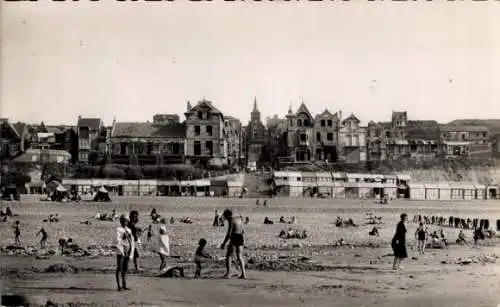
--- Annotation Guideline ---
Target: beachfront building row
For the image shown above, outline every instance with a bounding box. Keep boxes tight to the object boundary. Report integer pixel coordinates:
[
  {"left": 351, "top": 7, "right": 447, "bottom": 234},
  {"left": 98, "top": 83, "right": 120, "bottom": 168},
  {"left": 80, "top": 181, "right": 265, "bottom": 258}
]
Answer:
[{"left": 271, "top": 171, "right": 499, "bottom": 200}]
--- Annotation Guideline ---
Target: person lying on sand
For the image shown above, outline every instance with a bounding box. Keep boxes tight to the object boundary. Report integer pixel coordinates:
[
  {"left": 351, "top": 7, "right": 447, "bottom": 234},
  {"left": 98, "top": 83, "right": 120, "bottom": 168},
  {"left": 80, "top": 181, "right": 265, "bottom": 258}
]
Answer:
[
  {"left": 194, "top": 238, "right": 210, "bottom": 278},
  {"left": 369, "top": 227, "right": 380, "bottom": 237},
  {"left": 220, "top": 209, "right": 246, "bottom": 279},
  {"left": 264, "top": 217, "right": 274, "bottom": 224}
]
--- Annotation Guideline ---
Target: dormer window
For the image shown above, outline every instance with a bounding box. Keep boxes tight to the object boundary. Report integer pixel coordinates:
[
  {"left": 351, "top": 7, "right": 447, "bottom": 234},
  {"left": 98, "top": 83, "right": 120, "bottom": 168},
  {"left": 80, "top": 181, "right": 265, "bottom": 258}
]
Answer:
[
  {"left": 197, "top": 111, "right": 203, "bottom": 120},
  {"left": 297, "top": 119, "right": 302, "bottom": 127}
]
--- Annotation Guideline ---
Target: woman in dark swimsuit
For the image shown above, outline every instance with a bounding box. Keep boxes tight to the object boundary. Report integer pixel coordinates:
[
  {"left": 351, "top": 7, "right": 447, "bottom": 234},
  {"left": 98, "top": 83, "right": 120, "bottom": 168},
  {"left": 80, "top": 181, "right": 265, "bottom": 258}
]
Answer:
[{"left": 392, "top": 213, "right": 408, "bottom": 270}]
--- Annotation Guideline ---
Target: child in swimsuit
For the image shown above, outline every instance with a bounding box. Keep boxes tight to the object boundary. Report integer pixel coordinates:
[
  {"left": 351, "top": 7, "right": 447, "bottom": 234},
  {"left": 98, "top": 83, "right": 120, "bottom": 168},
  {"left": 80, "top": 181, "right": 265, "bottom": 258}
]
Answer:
[
  {"left": 37, "top": 228, "right": 48, "bottom": 249},
  {"left": 13, "top": 220, "right": 21, "bottom": 246},
  {"left": 194, "top": 238, "right": 210, "bottom": 278},
  {"left": 415, "top": 223, "right": 426, "bottom": 254}
]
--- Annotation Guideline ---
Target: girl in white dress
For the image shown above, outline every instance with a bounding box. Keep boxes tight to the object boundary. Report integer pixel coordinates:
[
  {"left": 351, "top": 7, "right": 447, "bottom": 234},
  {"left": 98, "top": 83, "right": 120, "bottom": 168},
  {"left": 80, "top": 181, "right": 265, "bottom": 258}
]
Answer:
[{"left": 158, "top": 220, "right": 170, "bottom": 272}]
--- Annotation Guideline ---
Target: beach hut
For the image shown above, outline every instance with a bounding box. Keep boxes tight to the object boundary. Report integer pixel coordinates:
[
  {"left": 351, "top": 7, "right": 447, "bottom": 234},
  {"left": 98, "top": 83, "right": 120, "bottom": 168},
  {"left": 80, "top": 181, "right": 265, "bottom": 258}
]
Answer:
[
  {"left": 474, "top": 184, "right": 486, "bottom": 200},
  {"left": 332, "top": 172, "right": 346, "bottom": 182},
  {"left": 383, "top": 182, "right": 398, "bottom": 200},
  {"left": 93, "top": 186, "right": 111, "bottom": 202},
  {"left": 316, "top": 172, "right": 333, "bottom": 196},
  {"left": 227, "top": 180, "right": 243, "bottom": 197},
  {"left": 301, "top": 172, "right": 318, "bottom": 196},
  {"left": 424, "top": 183, "right": 440, "bottom": 200},
  {"left": 344, "top": 182, "right": 359, "bottom": 199},
  {"left": 409, "top": 182, "right": 425, "bottom": 200},
  {"left": 287, "top": 172, "right": 303, "bottom": 197},
  {"left": 332, "top": 181, "right": 346, "bottom": 198},
  {"left": 450, "top": 182, "right": 464, "bottom": 200},
  {"left": 157, "top": 180, "right": 181, "bottom": 196},
  {"left": 487, "top": 185, "right": 499, "bottom": 199},
  {"left": 436, "top": 182, "right": 452, "bottom": 200}
]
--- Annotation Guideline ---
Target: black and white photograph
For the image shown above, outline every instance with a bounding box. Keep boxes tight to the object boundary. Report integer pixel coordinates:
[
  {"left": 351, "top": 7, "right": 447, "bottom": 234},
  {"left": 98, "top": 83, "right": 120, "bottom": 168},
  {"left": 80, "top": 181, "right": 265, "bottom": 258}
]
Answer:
[{"left": 1, "top": 1, "right": 500, "bottom": 306}]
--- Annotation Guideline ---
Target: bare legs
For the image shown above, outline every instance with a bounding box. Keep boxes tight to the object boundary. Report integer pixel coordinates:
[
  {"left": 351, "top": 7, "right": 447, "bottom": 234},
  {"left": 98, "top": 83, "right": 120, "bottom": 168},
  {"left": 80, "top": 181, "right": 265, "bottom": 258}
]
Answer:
[
  {"left": 159, "top": 254, "right": 167, "bottom": 272},
  {"left": 116, "top": 255, "right": 130, "bottom": 291},
  {"left": 224, "top": 245, "right": 246, "bottom": 279}
]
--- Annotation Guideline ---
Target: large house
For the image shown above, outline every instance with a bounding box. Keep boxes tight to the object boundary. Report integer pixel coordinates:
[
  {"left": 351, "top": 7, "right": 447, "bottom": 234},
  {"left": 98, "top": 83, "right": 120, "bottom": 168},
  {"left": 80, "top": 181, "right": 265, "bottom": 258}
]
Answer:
[
  {"left": 184, "top": 99, "right": 227, "bottom": 166},
  {"left": 440, "top": 125, "right": 490, "bottom": 158},
  {"left": 0, "top": 118, "right": 22, "bottom": 160},
  {"left": 110, "top": 116, "right": 186, "bottom": 165},
  {"left": 338, "top": 113, "right": 367, "bottom": 163},
  {"left": 77, "top": 117, "right": 103, "bottom": 163}
]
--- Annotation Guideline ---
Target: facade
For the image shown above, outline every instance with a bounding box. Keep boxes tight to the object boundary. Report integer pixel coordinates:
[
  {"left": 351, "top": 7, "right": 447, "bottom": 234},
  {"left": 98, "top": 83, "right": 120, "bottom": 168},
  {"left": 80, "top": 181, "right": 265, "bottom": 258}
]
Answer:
[
  {"left": 440, "top": 125, "right": 490, "bottom": 158},
  {"left": 184, "top": 99, "right": 227, "bottom": 166},
  {"left": 313, "top": 109, "right": 340, "bottom": 162},
  {"left": 245, "top": 98, "right": 267, "bottom": 166},
  {"left": 493, "top": 134, "right": 500, "bottom": 159},
  {"left": 266, "top": 115, "right": 287, "bottom": 166},
  {"left": 338, "top": 114, "right": 366, "bottom": 163},
  {"left": 0, "top": 118, "right": 22, "bottom": 160},
  {"left": 224, "top": 116, "right": 242, "bottom": 166},
  {"left": 77, "top": 117, "right": 103, "bottom": 163},
  {"left": 285, "top": 103, "right": 315, "bottom": 163},
  {"left": 110, "top": 118, "right": 186, "bottom": 165}
]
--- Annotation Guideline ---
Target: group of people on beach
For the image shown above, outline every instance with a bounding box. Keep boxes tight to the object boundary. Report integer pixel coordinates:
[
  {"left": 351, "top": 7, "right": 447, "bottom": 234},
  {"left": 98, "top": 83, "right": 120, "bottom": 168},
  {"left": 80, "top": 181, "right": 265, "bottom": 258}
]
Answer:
[{"left": 115, "top": 208, "right": 246, "bottom": 291}]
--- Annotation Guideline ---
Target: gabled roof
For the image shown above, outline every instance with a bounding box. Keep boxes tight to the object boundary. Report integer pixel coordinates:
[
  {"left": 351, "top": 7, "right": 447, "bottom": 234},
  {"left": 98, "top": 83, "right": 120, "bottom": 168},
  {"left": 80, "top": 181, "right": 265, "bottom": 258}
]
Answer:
[
  {"left": 314, "top": 109, "right": 338, "bottom": 120},
  {"left": 405, "top": 120, "right": 440, "bottom": 140},
  {"left": 0, "top": 118, "right": 20, "bottom": 139},
  {"left": 45, "top": 126, "right": 65, "bottom": 134},
  {"left": 185, "top": 99, "right": 223, "bottom": 116},
  {"left": 295, "top": 102, "right": 313, "bottom": 119},
  {"left": 77, "top": 118, "right": 102, "bottom": 131},
  {"left": 112, "top": 122, "right": 186, "bottom": 138},
  {"left": 12, "top": 122, "right": 28, "bottom": 137},
  {"left": 342, "top": 113, "right": 360, "bottom": 124}
]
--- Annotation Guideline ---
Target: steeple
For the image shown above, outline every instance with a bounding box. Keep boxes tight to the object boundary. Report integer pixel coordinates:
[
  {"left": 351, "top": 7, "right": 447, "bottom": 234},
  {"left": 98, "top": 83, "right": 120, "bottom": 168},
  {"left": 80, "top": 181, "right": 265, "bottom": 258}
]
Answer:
[{"left": 250, "top": 97, "right": 261, "bottom": 122}]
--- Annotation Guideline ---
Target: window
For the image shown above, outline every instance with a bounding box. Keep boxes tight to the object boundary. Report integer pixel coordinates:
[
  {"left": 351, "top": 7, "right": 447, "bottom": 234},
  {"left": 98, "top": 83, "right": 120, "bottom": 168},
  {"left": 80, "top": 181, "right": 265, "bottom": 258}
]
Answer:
[
  {"left": 386, "top": 131, "right": 391, "bottom": 138},
  {"left": 300, "top": 134, "right": 307, "bottom": 142},
  {"left": 197, "top": 111, "right": 203, "bottom": 120},
  {"left": 120, "top": 143, "right": 127, "bottom": 155},
  {"left": 327, "top": 119, "right": 332, "bottom": 127},
  {"left": 316, "top": 132, "right": 321, "bottom": 142},
  {"left": 289, "top": 119, "right": 294, "bottom": 127},
  {"left": 327, "top": 133, "right": 333, "bottom": 141},
  {"left": 194, "top": 125, "right": 200, "bottom": 136},
  {"left": 321, "top": 120, "right": 325, "bottom": 127},
  {"left": 354, "top": 135, "right": 359, "bottom": 146},
  {"left": 297, "top": 119, "right": 302, "bottom": 127},
  {"left": 206, "top": 141, "right": 213, "bottom": 155},
  {"left": 225, "top": 121, "right": 228, "bottom": 127},
  {"left": 206, "top": 125, "right": 213, "bottom": 136},
  {"left": 304, "top": 119, "right": 310, "bottom": 127},
  {"left": 194, "top": 141, "right": 201, "bottom": 155}
]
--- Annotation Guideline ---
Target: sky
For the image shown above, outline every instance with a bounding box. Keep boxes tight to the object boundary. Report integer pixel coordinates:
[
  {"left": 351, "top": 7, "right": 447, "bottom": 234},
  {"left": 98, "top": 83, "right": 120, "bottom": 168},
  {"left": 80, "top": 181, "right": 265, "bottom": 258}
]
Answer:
[{"left": 1, "top": 1, "right": 500, "bottom": 127}]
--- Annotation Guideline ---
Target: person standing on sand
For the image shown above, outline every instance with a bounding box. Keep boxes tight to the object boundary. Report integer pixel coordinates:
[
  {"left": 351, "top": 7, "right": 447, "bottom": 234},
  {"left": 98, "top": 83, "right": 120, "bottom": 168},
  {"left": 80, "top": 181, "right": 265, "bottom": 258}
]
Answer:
[
  {"left": 415, "top": 223, "right": 426, "bottom": 254},
  {"left": 13, "top": 220, "right": 21, "bottom": 246},
  {"left": 116, "top": 215, "right": 134, "bottom": 291},
  {"left": 220, "top": 209, "right": 246, "bottom": 279},
  {"left": 37, "top": 227, "right": 48, "bottom": 249},
  {"left": 127, "top": 210, "right": 141, "bottom": 272},
  {"left": 391, "top": 213, "right": 408, "bottom": 270},
  {"left": 157, "top": 219, "right": 170, "bottom": 272}
]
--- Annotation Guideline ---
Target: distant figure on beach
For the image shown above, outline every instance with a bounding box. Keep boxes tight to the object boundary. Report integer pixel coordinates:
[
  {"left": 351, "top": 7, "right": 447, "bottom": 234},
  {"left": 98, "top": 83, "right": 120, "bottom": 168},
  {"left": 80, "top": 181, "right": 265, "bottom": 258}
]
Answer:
[
  {"left": 116, "top": 215, "right": 134, "bottom": 291},
  {"left": 213, "top": 210, "right": 220, "bottom": 227},
  {"left": 13, "top": 220, "right": 21, "bottom": 246},
  {"left": 220, "top": 209, "right": 246, "bottom": 279},
  {"left": 157, "top": 219, "right": 170, "bottom": 272},
  {"left": 37, "top": 227, "right": 48, "bottom": 249},
  {"left": 147, "top": 225, "right": 153, "bottom": 243},
  {"left": 391, "top": 213, "right": 408, "bottom": 270},
  {"left": 194, "top": 238, "right": 210, "bottom": 278},
  {"left": 128, "top": 210, "right": 141, "bottom": 272},
  {"left": 415, "top": 223, "right": 426, "bottom": 254}
]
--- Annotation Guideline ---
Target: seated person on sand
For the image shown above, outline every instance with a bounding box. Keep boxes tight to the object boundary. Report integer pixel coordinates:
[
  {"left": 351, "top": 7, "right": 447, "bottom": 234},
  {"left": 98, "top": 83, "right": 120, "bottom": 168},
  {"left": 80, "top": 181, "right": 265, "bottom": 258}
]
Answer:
[
  {"left": 150, "top": 209, "right": 160, "bottom": 223},
  {"left": 456, "top": 230, "right": 466, "bottom": 244},
  {"left": 278, "top": 230, "right": 287, "bottom": 238},
  {"left": 181, "top": 217, "right": 193, "bottom": 224},
  {"left": 369, "top": 227, "right": 380, "bottom": 236},
  {"left": 290, "top": 216, "right": 296, "bottom": 224},
  {"left": 111, "top": 209, "right": 118, "bottom": 221},
  {"left": 336, "top": 238, "right": 345, "bottom": 246},
  {"left": 440, "top": 229, "right": 447, "bottom": 245},
  {"left": 245, "top": 216, "right": 250, "bottom": 225},
  {"left": 279, "top": 216, "right": 287, "bottom": 223},
  {"left": 264, "top": 217, "right": 274, "bottom": 224},
  {"left": 170, "top": 217, "right": 175, "bottom": 224},
  {"left": 5, "top": 207, "right": 13, "bottom": 217},
  {"left": 474, "top": 228, "right": 485, "bottom": 244}
]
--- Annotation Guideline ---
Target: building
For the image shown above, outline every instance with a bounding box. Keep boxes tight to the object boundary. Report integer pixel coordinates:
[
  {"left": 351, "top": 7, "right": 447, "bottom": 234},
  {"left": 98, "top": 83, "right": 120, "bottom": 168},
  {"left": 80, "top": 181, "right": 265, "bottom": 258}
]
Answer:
[
  {"left": 266, "top": 115, "right": 287, "bottom": 167},
  {"left": 366, "top": 112, "right": 440, "bottom": 161},
  {"left": 110, "top": 117, "right": 186, "bottom": 165},
  {"left": 338, "top": 113, "right": 366, "bottom": 163},
  {"left": 77, "top": 117, "right": 103, "bottom": 163},
  {"left": 284, "top": 102, "right": 315, "bottom": 163},
  {"left": 493, "top": 134, "right": 500, "bottom": 159},
  {"left": 245, "top": 98, "right": 267, "bottom": 166},
  {"left": 0, "top": 118, "right": 22, "bottom": 160},
  {"left": 313, "top": 109, "right": 340, "bottom": 162},
  {"left": 440, "top": 125, "right": 490, "bottom": 158},
  {"left": 152, "top": 114, "right": 180, "bottom": 124},
  {"left": 184, "top": 99, "right": 227, "bottom": 166},
  {"left": 224, "top": 116, "right": 242, "bottom": 166}
]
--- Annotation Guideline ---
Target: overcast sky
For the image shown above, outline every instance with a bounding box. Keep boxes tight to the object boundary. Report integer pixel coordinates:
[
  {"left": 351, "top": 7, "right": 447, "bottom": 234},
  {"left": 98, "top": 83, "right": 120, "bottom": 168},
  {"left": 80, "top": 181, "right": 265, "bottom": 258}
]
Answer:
[{"left": 1, "top": 1, "right": 499, "bottom": 127}]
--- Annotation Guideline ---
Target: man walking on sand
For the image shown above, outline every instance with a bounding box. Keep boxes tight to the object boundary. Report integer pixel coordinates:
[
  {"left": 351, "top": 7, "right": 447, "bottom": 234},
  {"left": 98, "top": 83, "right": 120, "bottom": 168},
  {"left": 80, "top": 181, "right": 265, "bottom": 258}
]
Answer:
[{"left": 220, "top": 209, "right": 246, "bottom": 279}]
